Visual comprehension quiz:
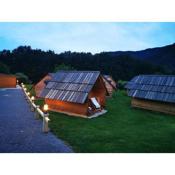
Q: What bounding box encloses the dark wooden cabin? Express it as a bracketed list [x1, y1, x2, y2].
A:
[125, 75, 175, 115]
[102, 75, 117, 96]
[0, 73, 16, 88]
[38, 71, 107, 117]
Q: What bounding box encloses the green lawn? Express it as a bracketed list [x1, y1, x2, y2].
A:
[25, 85, 175, 153]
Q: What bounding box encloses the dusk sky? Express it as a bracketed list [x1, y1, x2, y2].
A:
[0, 22, 175, 53]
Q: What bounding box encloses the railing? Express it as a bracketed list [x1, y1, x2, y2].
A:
[21, 84, 50, 133]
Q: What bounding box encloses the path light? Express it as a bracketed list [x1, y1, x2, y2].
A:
[24, 87, 27, 91]
[43, 104, 50, 132]
[31, 96, 35, 102]
[16, 80, 19, 85]
[27, 92, 30, 96]
[43, 104, 49, 114]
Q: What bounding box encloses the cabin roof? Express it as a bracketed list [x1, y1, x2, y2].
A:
[103, 75, 111, 79]
[125, 75, 175, 103]
[102, 74, 117, 89]
[39, 70, 100, 104]
[48, 73, 55, 77]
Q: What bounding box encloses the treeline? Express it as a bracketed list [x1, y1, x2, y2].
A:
[0, 46, 168, 83]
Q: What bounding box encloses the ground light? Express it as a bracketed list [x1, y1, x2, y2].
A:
[21, 83, 24, 87]
[43, 104, 49, 114]
[31, 96, 35, 102]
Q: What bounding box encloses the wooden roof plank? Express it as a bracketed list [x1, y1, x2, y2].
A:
[126, 75, 175, 103]
[39, 71, 100, 104]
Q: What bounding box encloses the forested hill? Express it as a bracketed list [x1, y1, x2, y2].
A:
[0, 44, 174, 83]
[105, 43, 175, 70]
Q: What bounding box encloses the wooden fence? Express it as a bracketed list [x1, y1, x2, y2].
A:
[21, 84, 50, 133]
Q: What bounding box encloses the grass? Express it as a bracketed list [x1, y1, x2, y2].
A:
[25, 84, 175, 153]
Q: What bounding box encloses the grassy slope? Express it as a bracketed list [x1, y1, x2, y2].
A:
[49, 91, 175, 153]
[26, 85, 175, 153]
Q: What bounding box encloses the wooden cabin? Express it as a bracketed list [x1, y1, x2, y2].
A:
[125, 75, 175, 115]
[38, 71, 107, 118]
[0, 73, 16, 88]
[102, 75, 117, 96]
[35, 73, 55, 97]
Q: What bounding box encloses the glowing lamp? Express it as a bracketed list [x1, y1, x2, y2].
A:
[24, 88, 27, 91]
[31, 96, 35, 102]
[27, 92, 30, 96]
[43, 104, 49, 113]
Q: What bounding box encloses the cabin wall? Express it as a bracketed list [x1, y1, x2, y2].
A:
[131, 98, 175, 115]
[45, 98, 89, 117]
[89, 77, 106, 107]
[35, 75, 51, 97]
[0, 75, 16, 88]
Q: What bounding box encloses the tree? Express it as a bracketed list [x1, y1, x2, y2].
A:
[0, 45, 170, 83]
[15, 72, 30, 84]
[0, 62, 10, 74]
[54, 63, 74, 72]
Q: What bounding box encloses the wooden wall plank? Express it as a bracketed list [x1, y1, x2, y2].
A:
[131, 98, 175, 115]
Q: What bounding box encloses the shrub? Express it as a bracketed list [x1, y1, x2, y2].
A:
[118, 80, 128, 90]
[15, 72, 30, 84]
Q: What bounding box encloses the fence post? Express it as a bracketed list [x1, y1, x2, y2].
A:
[30, 105, 34, 111]
[26, 95, 30, 103]
[43, 113, 50, 133]
[35, 105, 40, 119]
[25, 93, 28, 100]
[30, 102, 34, 111]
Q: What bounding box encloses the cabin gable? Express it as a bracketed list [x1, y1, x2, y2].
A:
[102, 75, 117, 96]
[35, 74, 52, 97]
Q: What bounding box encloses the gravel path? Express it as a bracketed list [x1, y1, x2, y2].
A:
[0, 88, 73, 153]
